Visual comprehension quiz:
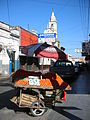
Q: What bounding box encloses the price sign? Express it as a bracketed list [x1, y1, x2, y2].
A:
[28, 76, 40, 86]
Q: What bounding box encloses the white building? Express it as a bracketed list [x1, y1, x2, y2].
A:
[0, 21, 19, 75]
[44, 10, 57, 39]
[39, 10, 60, 68]
[82, 40, 90, 56]
[38, 10, 60, 47]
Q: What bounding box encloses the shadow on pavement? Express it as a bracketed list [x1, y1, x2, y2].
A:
[0, 82, 14, 88]
[0, 89, 30, 114]
[63, 70, 90, 94]
[0, 78, 14, 88]
[53, 106, 82, 120]
[0, 88, 82, 120]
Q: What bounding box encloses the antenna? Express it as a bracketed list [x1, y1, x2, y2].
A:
[28, 24, 30, 30]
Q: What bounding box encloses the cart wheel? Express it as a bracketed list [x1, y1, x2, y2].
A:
[30, 100, 45, 117]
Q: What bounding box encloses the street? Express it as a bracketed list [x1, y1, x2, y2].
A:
[0, 0, 90, 119]
[0, 69, 90, 120]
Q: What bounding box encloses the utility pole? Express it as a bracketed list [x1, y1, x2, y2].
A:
[28, 24, 30, 30]
[87, 0, 90, 40]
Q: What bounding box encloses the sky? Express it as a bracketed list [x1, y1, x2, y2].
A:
[0, 0, 90, 58]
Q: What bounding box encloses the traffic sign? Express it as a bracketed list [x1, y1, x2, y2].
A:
[38, 33, 56, 43]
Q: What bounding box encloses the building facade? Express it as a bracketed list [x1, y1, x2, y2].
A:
[0, 22, 19, 74]
[82, 40, 90, 56]
[19, 27, 38, 71]
[20, 28, 38, 46]
[0, 21, 38, 75]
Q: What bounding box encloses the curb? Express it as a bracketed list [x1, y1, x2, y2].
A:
[0, 74, 10, 80]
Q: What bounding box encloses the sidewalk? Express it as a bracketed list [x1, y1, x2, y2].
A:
[0, 73, 10, 80]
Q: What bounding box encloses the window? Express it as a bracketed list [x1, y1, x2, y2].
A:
[51, 24, 54, 29]
[55, 61, 61, 67]
[60, 62, 66, 66]
[54, 61, 72, 67]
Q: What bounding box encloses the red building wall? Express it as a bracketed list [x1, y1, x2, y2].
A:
[20, 28, 38, 46]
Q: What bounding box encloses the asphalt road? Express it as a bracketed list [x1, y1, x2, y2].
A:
[0, 69, 90, 120]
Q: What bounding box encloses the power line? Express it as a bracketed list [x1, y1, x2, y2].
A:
[30, 0, 88, 8]
[79, 0, 90, 40]
[7, 0, 10, 25]
[87, 0, 90, 40]
[79, 0, 85, 38]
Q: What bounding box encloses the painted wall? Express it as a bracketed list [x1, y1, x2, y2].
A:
[20, 28, 38, 46]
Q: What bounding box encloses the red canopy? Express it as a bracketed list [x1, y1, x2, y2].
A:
[21, 42, 67, 60]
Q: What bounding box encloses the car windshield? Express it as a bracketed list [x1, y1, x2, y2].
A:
[55, 61, 72, 67]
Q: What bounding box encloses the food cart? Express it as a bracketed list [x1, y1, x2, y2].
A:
[11, 43, 70, 117]
[11, 69, 70, 116]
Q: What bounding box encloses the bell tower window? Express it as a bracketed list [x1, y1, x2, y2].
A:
[51, 24, 54, 29]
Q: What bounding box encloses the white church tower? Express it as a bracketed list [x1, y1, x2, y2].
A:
[39, 10, 60, 70]
[44, 10, 57, 38]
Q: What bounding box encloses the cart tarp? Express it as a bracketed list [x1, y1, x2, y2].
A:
[11, 69, 70, 90]
[21, 42, 67, 60]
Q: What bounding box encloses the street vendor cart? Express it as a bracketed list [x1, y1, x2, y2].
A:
[11, 69, 70, 117]
[11, 42, 70, 117]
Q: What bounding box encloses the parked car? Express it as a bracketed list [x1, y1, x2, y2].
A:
[50, 60, 75, 78]
[74, 62, 79, 74]
[75, 61, 83, 72]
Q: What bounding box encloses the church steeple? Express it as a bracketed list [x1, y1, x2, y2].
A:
[50, 10, 57, 22]
[49, 10, 57, 38]
[44, 10, 57, 38]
